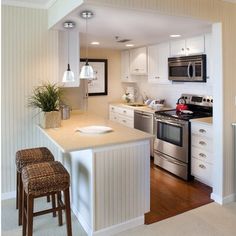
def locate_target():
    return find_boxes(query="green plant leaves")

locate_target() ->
[28,82,62,112]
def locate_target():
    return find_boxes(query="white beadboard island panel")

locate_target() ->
[1,6,60,197]
[64,141,150,236]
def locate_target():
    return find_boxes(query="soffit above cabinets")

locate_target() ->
[55,3,212,50]
[2,0,56,9]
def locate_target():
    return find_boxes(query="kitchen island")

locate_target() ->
[39,110,153,236]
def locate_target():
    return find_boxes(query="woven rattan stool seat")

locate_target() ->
[16,147,54,172]
[22,161,70,197]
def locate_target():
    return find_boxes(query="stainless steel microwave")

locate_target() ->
[168,54,207,82]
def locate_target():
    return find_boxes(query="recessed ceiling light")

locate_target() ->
[126,44,134,47]
[91,41,100,45]
[170,34,181,38]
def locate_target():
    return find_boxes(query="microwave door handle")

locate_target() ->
[187,62,191,78]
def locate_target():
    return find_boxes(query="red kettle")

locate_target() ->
[176,97,188,111]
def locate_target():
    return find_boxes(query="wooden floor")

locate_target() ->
[145,161,213,224]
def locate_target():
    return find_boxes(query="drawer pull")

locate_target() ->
[122,120,126,123]
[123,110,127,113]
[199,153,206,158]
[199,129,206,133]
[199,164,206,169]
[199,141,206,146]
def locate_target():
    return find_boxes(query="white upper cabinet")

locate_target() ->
[121,50,134,82]
[170,35,205,56]
[148,42,171,84]
[58,30,80,87]
[204,33,212,81]
[130,47,148,75]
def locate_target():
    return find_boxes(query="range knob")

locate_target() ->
[207,99,210,102]
[211,99,213,103]
[185,96,188,99]
[203,98,206,102]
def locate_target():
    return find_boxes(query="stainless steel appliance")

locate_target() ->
[154,94,213,180]
[134,110,154,156]
[168,54,207,82]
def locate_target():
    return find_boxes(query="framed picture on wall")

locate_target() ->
[80,58,108,96]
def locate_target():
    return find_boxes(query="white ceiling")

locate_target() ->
[60,4,212,50]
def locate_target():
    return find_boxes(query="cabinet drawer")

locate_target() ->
[109,112,119,123]
[192,146,213,164]
[117,107,134,117]
[191,158,213,187]
[191,122,213,138]
[118,115,134,128]
[191,135,213,152]
[109,105,119,113]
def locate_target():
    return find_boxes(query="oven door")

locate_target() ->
[154,116,189,163]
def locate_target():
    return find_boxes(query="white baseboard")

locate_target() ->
[72,203,144,236]
[1,191,16,201]
[211,192,236,205]
[93,216,144,236]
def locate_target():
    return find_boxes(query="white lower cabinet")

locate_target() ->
[109,105,134,128]
[191,121,213,187]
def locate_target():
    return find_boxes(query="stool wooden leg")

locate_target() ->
[16,172,19,209]
[22,190,26,236]
[64,188,72,236]
[57,192,63,226]
[26,195,34,236]
[18,173,23,226]
[52,194,57,217]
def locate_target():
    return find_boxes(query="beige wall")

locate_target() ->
[80,47,123,118]
[85,0,236,199]
[1,6,60,195]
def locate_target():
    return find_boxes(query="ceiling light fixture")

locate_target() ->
[80,10,94,80]
[62,22,76,83]
[170,34,181,38]
[126,44,134,47]
[91,41,100,45]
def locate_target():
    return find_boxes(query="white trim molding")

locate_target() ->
[2,0,57,9]
[1,191,16,201]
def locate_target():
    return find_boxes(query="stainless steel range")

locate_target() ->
[154,94,213,180]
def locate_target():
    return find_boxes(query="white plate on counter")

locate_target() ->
[76,126,113,134]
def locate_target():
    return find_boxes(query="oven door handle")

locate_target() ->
[155,151,186,167]
[155,118,184,128]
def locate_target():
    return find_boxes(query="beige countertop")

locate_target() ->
[110,102,172,114]
[39,110,154,153]
[190,117,213,124]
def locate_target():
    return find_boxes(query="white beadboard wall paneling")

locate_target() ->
[1,6,60,195]
[94,141,150,231]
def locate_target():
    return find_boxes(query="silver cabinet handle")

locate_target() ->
[186,48,190,51]
[199,164,206,169]
[123,110,127,113]
[122,120,126,123]
[199,153,206,158]
[181,48,184,51]
[199,141,206,146]
[199,129,206,133]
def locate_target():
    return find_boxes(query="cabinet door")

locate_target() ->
[121,50,131,81]
[148,45,159,82]
[130,47,147,75]
[59,30,80,87]
[185,35,205,55]
[156,42,171,84]
[170,39,186,56]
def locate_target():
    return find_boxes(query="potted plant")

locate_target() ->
[29,82,62,128]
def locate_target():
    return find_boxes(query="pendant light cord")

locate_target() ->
[67,29,70,68]
[85,14,88,64]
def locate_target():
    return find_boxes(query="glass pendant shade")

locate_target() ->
[80,61,94,80]
[62,64,75,82]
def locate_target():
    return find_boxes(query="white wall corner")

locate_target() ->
[48,0,84,29]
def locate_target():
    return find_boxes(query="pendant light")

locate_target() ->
[80,10,94,80]
[62,22,75,83]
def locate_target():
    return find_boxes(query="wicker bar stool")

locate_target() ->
[21,161,72,236]
[15,147,55,225]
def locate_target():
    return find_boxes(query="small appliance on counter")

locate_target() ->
[176,97,188,111]
[60,104,71,120]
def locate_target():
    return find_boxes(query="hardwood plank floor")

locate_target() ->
[145,161,213,224]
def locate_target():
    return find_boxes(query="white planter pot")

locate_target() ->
[40,111,61,129]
